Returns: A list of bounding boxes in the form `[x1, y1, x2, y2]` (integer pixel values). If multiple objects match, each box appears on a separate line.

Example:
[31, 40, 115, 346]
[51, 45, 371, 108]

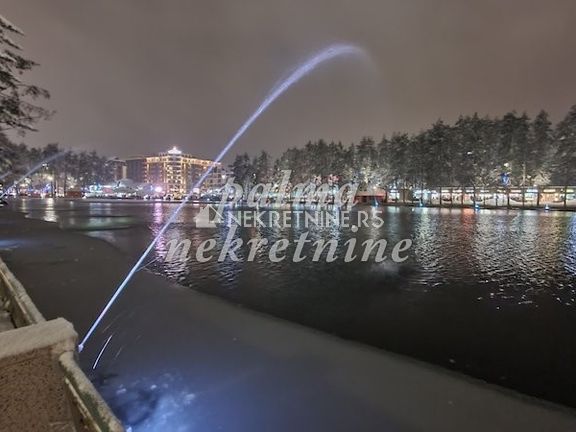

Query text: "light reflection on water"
[10, 198, 576, 421]
[15, 198, 576, 310]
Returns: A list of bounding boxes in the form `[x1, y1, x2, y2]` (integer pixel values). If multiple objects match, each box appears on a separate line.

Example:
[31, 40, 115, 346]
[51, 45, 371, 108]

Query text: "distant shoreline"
[9, 196, 576, 212]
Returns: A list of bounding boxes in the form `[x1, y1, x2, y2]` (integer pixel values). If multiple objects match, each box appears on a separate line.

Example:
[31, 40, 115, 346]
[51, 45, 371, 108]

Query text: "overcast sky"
[3, 0, 576, 161]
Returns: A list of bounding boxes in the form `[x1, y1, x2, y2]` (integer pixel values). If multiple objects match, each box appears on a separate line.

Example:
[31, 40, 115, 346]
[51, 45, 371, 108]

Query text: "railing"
[0, 257, 124, 432]
[0, 258, 44, 326]
[60, 352, 124, 432]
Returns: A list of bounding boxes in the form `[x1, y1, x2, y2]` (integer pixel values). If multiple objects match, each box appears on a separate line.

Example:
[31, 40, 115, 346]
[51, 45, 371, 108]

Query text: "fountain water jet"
[0, 152, 66, 199]
[79, 43, 366, 352]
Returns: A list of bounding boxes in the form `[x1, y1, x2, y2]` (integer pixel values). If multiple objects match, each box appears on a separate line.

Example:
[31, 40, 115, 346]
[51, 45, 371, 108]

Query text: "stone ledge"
[0, 254, 124, 432]
[0, 318, 76, 359]
[0, 318, 79, 431]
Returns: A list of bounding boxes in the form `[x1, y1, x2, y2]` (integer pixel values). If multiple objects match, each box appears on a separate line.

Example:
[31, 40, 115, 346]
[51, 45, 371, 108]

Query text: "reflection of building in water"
[124, 147, 224, 196]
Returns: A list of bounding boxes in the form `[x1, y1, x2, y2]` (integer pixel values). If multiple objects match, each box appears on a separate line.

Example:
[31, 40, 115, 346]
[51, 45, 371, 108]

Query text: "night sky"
[3, 0, 576, 160]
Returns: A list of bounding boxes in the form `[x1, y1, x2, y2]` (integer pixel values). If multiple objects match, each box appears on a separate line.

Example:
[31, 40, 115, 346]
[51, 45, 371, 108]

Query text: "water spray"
[0, 152, 66, 199]
[79, 43, 366, 352]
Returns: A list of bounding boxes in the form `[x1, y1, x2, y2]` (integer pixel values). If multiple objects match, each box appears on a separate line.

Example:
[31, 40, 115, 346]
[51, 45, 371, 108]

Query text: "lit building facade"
[126, 147, 223, 196]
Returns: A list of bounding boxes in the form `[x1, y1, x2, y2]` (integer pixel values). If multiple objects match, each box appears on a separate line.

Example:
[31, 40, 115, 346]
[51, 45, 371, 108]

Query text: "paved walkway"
[1, 206, 576, 431]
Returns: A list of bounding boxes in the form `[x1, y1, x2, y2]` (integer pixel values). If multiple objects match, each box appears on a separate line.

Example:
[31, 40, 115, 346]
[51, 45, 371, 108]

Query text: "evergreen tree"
[552, 105, 576, 188]
[230, 153, 254, 191]
[386, 133, 411, 189]
[234, 105, 576, 196]
[355, 136, 377, 188]
[0, 15, 51, 133]
[254, 151, 272, 183]
[375, 135, 391, 187]
[423, 120, 453, 187]
[498, 112, 530, 186]
[528, 110, 553, 185]
[453, 114, 481, 188]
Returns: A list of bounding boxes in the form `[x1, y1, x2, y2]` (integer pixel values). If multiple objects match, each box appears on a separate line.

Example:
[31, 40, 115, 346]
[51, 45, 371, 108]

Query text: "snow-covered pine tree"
[0, 14, 51, 134]
[552, 105, 576, 207]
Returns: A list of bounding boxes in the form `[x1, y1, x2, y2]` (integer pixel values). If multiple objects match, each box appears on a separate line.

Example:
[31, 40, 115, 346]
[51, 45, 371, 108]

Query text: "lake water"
[11, 198, 576, 409]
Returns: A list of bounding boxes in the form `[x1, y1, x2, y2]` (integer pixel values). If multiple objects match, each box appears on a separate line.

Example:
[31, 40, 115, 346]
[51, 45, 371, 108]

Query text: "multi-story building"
[126, 147, 223, 196]
[125, 157, 147, 183]
[106, 157, 127, 182]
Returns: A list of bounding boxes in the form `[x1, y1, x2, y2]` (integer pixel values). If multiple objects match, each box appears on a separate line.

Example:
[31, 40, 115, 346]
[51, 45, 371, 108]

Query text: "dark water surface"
[12, 198, 576, 409]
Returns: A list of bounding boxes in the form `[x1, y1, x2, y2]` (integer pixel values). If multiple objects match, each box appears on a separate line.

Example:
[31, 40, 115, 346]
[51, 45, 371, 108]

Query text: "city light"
[78, 43, 366, 352]
[167, 146, 182, 155]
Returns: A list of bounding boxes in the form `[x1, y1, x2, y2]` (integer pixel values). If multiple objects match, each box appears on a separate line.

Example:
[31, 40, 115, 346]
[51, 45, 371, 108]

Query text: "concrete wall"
[0, 257, 123, 432]
[0, 319, 80, 431]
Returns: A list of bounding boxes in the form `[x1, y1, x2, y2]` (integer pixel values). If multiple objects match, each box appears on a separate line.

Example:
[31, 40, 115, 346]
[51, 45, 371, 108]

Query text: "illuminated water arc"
[79, 43, 365, 352]
[0, 152, 66, 199]
[92, 334, 113, 370]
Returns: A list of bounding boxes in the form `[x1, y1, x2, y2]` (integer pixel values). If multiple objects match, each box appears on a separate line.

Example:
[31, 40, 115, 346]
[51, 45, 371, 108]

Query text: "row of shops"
[356, 186, 576, 208]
